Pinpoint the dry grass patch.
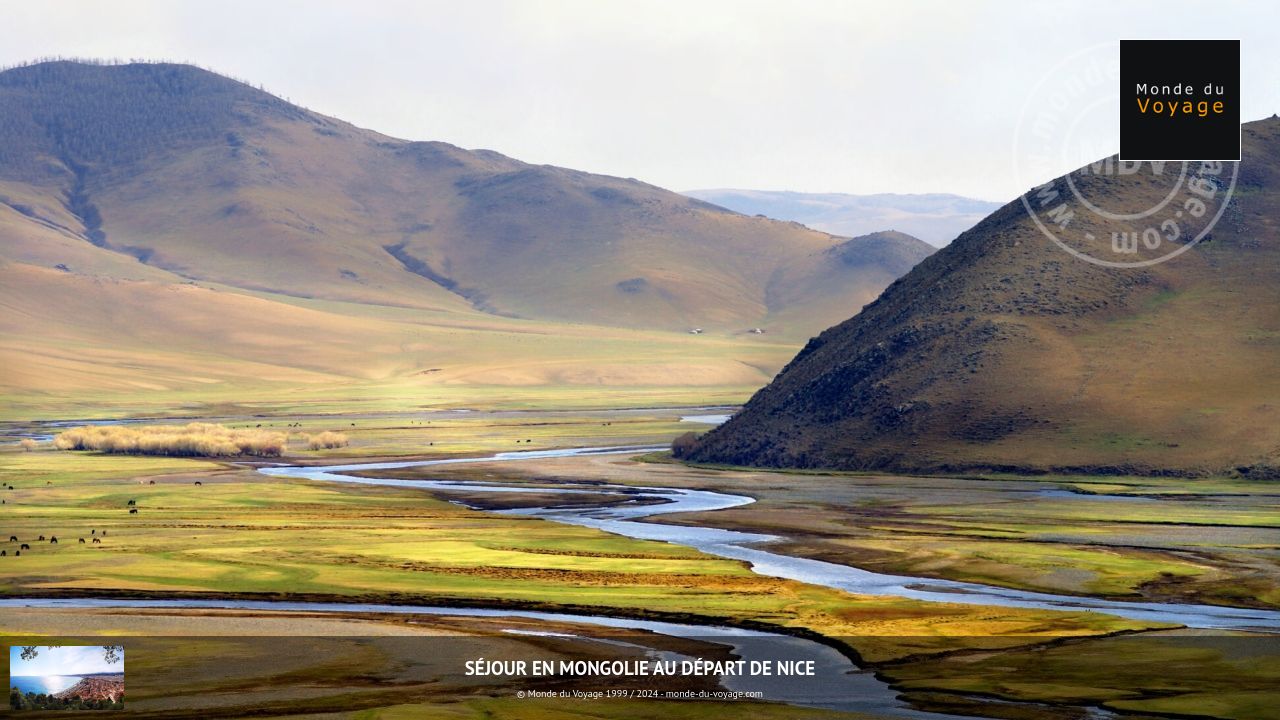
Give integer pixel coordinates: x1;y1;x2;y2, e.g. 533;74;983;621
54;423;286;457
306;431;349;450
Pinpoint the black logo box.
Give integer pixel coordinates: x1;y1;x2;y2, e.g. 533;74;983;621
1120;39;1240;161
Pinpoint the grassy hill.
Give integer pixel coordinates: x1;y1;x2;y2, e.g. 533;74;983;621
0;61;933;414
688;118;1280;477
764;230;933;330
0;260;807;419
0;61;930;332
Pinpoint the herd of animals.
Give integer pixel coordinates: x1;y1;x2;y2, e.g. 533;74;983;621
3;478;205;556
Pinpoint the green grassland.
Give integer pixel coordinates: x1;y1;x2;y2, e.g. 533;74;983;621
5;414;1279;719
5;407;713;459
481;453;1280;611
888;631;1280;720
0;448;1155;665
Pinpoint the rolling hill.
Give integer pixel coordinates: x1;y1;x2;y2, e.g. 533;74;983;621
762;230;934;330
0;60;933;412
683;189;1000;247
687;117;1280;477
0;61;930;333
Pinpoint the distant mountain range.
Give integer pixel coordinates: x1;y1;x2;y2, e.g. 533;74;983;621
688;118;1280;477
682;189;1000;247
0;61;935;401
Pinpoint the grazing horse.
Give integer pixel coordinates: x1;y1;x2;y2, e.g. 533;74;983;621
1;550;5;556
8;535;16;542
13;550;18;556
127;499;136;506
129;508;138;514
79;538;86;544
102;530;107;536
37;535;45;541
92;538;101;544
148;480;155;485
92;529;96;535
194;481;203;486
19;543;30;550
50;536;57;544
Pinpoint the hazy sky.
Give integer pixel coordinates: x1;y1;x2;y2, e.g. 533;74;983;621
10;646;122;676
1;1;1277;200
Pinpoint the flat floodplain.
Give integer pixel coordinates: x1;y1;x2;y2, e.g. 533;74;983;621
2;407;1278;718
597;457;1280;610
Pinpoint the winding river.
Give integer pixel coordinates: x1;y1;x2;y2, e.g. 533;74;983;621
259;445;1280;633
10;442;1276;718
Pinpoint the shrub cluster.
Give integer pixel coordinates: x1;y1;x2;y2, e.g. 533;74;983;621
671;431;700;458
306;431;349;450
54;423;286;457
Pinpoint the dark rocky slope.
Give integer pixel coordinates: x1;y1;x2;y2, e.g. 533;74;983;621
688;118;1280;476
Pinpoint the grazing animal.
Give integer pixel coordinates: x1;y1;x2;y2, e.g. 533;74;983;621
13;550;18;556
194;481;202;486
8;536;16;542
7;485;13;489
127;500;136;506
37;535;44;541
102;530;107;536
45;481;51;485
129;508;138;514
92;538;101;544
50;536;57;544
148;480;155;485
20;543;30;550
79;538;85;544
1;550;5;556
92;529;96;535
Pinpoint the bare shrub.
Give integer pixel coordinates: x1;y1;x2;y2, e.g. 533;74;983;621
54;423;286;457
307;431;349;450
19;438;37;452
671;431;700;459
